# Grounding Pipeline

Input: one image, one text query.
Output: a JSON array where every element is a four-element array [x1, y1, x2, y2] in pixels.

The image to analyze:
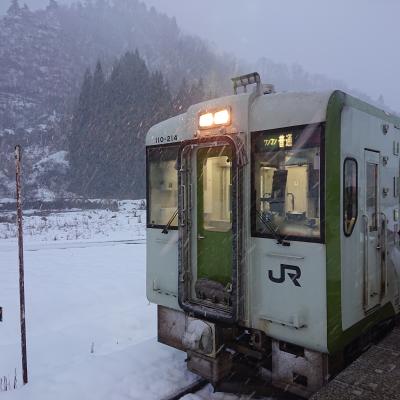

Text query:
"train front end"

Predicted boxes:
[[146, 74, 330, 397]]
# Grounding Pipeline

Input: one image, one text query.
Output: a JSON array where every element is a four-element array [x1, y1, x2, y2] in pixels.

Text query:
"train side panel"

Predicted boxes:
[[340, 105, 400, 331]]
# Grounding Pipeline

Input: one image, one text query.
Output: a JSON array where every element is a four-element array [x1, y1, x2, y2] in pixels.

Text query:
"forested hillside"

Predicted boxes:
[[0, 0, 231, 198], [69, 52, 206, 198], [0, 0, 381, 200], [0, 0, 227, 131]]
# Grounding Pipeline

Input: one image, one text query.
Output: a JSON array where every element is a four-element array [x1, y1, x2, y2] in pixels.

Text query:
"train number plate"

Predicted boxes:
[[155, 135, 178, 144]]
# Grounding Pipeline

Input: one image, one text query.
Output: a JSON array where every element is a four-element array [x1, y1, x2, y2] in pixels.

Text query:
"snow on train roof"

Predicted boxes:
[[145, 91, 334, 146], [250, 91, 333, 131], [146, 90, 400, 145]]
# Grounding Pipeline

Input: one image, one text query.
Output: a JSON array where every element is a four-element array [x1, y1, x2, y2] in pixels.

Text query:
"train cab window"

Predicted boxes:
[[147, 145, 179, 228], [252, 124, 323, 241], [343, 158, 358, 236]]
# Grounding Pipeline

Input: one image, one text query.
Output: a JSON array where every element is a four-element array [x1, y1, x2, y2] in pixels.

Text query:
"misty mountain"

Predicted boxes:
[[0, 0, 231, 198], [0, 0, 376, 199], [0, 0, 231, 131]]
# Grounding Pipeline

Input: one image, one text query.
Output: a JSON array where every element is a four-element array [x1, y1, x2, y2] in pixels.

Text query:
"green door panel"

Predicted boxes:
[[197, 231, 232, 285], [197, 146, 232, 286]]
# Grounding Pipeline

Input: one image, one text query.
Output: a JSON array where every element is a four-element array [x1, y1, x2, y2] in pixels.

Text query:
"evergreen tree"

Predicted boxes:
[[189, 78, 206, 106], [75, 68, 93, 130], [7, 0, 20, 16], [69, 51, 176, 198], [173, 78, 190, 113], [69, 68, 93, 193], [173, 77, 206, 114], [91, 61, 105, 112], [47, 0, 59, 11]]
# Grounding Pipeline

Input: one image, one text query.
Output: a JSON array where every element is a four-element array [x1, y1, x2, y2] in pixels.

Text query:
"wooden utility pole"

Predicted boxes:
[[15, 145, 28, 385]]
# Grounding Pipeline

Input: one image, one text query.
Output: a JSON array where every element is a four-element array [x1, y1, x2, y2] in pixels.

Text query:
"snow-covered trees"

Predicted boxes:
[[7, 0, 20, 16], [0, 0, 215, 199], [69, 52, 205, 198], [173, 78, 205, 113], [46, 0, 59, 11]]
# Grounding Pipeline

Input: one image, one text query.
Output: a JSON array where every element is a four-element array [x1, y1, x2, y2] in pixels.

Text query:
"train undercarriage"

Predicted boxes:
[[158, 305, 395, 399]]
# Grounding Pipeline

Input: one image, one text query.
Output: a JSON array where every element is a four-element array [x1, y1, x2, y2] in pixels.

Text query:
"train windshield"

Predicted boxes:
[[147, 145, 179, 228], [252, 124, 323, 241]]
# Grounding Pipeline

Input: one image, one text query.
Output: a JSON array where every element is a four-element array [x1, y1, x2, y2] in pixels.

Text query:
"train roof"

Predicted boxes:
[[146, 90, 400, 146]]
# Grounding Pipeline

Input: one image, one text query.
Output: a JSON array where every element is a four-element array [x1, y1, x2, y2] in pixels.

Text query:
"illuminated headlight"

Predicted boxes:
[[199, 108, 231, 129], [199, 112, 214, 128], [213, 109, 230, 125]]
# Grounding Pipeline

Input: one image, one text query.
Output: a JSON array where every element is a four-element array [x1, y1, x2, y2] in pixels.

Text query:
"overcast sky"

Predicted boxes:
[[3, 0, 400, 112]]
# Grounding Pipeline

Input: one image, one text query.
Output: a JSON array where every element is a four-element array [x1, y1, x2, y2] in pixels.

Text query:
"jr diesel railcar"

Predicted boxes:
[[146, 73, 400, 397]]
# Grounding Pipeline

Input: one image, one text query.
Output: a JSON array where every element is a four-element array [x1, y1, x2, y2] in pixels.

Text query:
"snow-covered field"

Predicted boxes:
[[0, 200, 145, 242], [0, 202, 249, 400]]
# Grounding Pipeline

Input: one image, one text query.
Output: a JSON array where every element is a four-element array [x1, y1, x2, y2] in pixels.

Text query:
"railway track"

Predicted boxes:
[[161, 377, 303, 400], [161, 378, 208, 400]]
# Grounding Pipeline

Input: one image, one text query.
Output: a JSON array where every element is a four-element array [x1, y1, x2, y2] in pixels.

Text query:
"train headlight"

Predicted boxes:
[[213, 109, 230, 125], [199, 112, 214, 128], [198, 108, 231, 129]]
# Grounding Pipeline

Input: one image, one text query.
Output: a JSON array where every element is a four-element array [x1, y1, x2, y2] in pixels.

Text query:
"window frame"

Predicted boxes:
[[146, 143, 180, 230], [250, 123, 326, 244], [343, 157, 358, 237]]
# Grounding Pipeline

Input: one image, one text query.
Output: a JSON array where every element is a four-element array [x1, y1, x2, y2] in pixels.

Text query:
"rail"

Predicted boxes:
[[161, 378, 207, 400]]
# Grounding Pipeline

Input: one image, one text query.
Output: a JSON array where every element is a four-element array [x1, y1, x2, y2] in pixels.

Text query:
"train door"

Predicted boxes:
[[178, 138, 241, 322], [362, 150, 381, 311], [196, 146, 232, 289]]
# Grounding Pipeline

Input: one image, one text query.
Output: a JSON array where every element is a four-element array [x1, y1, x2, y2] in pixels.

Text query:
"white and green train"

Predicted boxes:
[[146, 73, 400, 397]]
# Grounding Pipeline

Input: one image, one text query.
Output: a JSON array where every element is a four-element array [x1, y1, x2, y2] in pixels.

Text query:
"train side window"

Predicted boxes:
[[343, 158, 358, 236], [147, 145, 179, 228]]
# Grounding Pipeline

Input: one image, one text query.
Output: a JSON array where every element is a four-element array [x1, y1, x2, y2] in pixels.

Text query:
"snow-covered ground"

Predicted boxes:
[[0, 202, 253, 400]]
